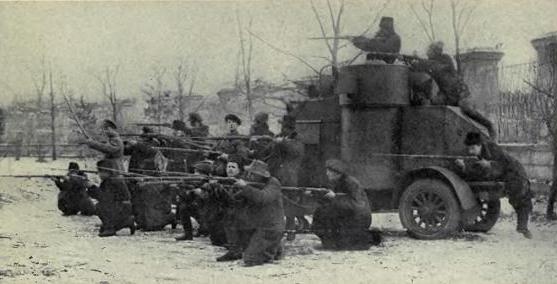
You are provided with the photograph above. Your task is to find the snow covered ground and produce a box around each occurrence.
[0,158,556,284]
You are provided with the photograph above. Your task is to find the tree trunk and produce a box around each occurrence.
[246,88,254,123]
[549,139,557,214]
[112,102,118,125]
[49,71,56,161]
[50,101,56,161]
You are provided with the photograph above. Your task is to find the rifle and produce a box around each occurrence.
[134,123,172,128]
[367,153,478,160]
[122,133,213,150]
[137,174,346,195]
[153,147,222,155]
[0,174,87,180]
[188,135,274,141]
[127,168,193,176]
[50,168,98,174]
[50,167,150,178]
[308,35,356,40]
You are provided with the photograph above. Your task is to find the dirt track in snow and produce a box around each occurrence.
[1,158,556,284]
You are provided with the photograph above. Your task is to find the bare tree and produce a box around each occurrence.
[32,58,48,110]
[410,0,437,43]
[409,0,479,73]
[309,0,345,81]
[49,66,57,160]
[310,0,391,76]
[29,58,50,162]
[174,60,197,121]
[524,56,557,209]
[236,11,255,122]
[450,0,479,73]
[142,67,172,125]
[95,66,120,125]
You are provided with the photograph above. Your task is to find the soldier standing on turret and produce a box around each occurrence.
[351,16,401,63]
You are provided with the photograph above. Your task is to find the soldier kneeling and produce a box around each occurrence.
[87,159,135,237]
[312,159,381,250]
[53,162,96,216]
[232,160,285,267]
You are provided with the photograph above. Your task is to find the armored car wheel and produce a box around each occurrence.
[399,179,461,240]
[464,199,500,232]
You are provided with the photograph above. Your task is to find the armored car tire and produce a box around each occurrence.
[399,179,462,240]
[464,199,500,232]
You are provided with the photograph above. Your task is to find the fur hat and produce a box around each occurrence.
[244,160,270,178]
[254,112,269,123]
[379,16,394,30]
[68,162,80,171]
[227,154,246,168]
[429,41,444,52]
[325,159,348,175]
[172,120,187,131]
[224,114,242,125]
[142,126,154,134]
[464,132,483,146]
[193,160,213,175]
[102,119,117,130]
[188,112,202,123]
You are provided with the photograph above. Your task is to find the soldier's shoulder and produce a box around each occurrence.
[268,177,281,186]
[346,175,362,188]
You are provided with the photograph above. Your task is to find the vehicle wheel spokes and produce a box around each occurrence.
[410,190,448,232]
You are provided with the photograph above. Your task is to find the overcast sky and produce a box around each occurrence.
[0,0,555,104]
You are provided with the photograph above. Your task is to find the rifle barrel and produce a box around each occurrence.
[154,147,221,155]
[188,135,272,141]
[0,175,62,178]
[135,123,172,127]
[308,36,355,40]
[368,153,477,160]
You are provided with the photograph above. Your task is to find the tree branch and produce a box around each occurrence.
[410,3,434,42]
[248,30,320,75]
[361,0,391,35]
[310,0,334,55]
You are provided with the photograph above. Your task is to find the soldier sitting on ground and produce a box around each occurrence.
[312,159,381,250]
[232,160,285,267]
[52,162,96,216]
[86,159,135,237]
[455,132,533,239]
[351,16,401,63]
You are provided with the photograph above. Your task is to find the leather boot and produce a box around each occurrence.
[516,208,532,239]
[216,250,242,262]
[128,217,136,235]
[99,228,116,237]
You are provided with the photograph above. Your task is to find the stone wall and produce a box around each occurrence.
[500,143,553,181]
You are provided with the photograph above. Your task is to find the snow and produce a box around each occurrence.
[0,158,556,283]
